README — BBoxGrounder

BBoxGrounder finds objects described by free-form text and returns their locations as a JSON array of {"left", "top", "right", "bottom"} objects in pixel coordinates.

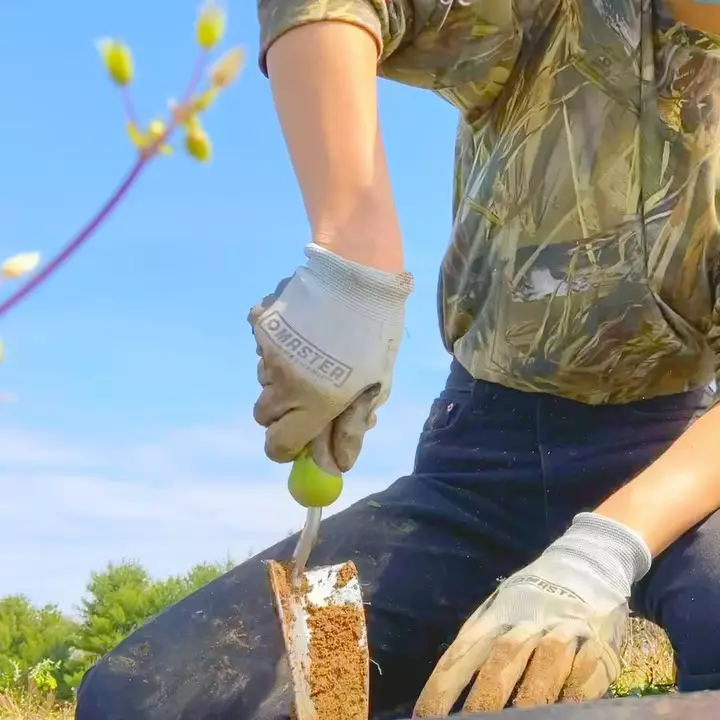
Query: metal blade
[{"left": 292, "top": 507, "right": 322, "bottom": 582}]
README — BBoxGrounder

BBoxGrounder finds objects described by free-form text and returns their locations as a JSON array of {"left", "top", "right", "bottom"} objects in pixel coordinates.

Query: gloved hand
[
  {"left": 248, "top": 242, "right": 413, "bottom": 471},
  {"left": 414, "top": 513, "right": 652, "bottom": 716}
]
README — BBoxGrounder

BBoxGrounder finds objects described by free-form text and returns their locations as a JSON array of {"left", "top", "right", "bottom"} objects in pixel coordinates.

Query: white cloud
[
  {"left": 0, "top": 426, "right": 98, "bottom": 468},
  {"left": 125, "top": 418, "right": 265, "bottom": 477},
  {"left": 0, "top": 398, "right": 426, "bottom": 614},
  {"left": 2, "top": 469, "right": 392, "bottom": 614}
]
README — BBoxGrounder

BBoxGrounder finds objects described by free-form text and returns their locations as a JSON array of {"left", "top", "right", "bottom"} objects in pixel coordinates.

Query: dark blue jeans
[{"left": 76, "top": 362, "right": 720, "bottom": 720}]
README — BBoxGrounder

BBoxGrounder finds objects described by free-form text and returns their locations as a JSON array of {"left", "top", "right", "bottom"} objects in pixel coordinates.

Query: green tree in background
[
  {"left": 73, "top": 559, "right": 234, "bottom": 661},
  {"left": 0, "top": 557, "right": 236, "bottom": 701},
  {"left": 73, "top": 561, "right": 157, "bottom": 659},
  {"left": 0, "top": 595, "right": 78, "bottom": 699}
]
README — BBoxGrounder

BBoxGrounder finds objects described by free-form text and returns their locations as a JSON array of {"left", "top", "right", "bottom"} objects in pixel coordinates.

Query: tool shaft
[{"left": 292, "top": 507, "right": 322, "bottom": 582}]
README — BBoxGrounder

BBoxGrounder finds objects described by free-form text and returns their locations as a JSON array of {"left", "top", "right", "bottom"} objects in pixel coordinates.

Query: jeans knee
[
  {"left": 75, "top": 661, "right": 121, "bottom": 720},
  {"left": 654, "top": 553, "right": 720, "bottom": 687},
  {"left": 660, "top": 586, "right": 720, "bottom": 692},
  {"left": 76, "top": 653, "right": 159, "bottom": 720},
  {"left": 636, "top": 513, "right": 720, "bottom": 691}
]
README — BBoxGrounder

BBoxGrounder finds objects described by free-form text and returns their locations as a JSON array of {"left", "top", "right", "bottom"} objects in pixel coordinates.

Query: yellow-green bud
[
  {"left": 209, "top": 47, "right": 244, "bottom": 89},
  {"left": 125, "top": 121, "right": 173, "bottom": 157},
  {"left": 196, "top": 2, "right": 226, "bottom": 50},
  {"left": 126, "top": 121, "right": 146, "bottom": 149},
  {"left": 185, "top": 130, "right": 212, "bottom": 162},
  {"left": 2, "top": 252, "right": 41, "bottom": 279},
  {"left": 184, "top": 112, "right": 203, "bottom": 134},
  {"left": 97, "top": 39, "right": 134, "bottom": 86},
  {"left": 148, "top": 119, "right": 166, "bottom": 137},
  {"left": 147, "top": 120, "right": 173, "bottom": 155},
  {"left": 192, "top": 87, "right": 219, "bottom": 113}
]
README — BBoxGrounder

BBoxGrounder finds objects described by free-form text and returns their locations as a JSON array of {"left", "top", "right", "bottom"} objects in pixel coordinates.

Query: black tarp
[{"left": 409, "top": 690, "right": 720, "bottom": 719}]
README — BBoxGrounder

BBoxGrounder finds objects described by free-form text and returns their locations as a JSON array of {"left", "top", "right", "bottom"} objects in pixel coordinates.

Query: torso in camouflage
[{"left": 259, "top": 0, "right": 720, "bottom": 403}]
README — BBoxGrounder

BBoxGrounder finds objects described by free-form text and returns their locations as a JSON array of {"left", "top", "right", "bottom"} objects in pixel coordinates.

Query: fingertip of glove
[
  {"left": 247, "top": 279, "right": 290, "bottom": 328},
  {"left": 247, "top": 301, "right": 264, "bottom": 328},
  {"left": 265, "top": 436, "right": 300, "bottom": 465},
  {"left": 333, "top": 451, "right": 358, "bottom": 474}
]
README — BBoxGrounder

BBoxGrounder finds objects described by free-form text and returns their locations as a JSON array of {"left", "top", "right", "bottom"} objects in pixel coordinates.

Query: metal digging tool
[{"left": 266, "top": 431, "right": 369, "bottom": 720}]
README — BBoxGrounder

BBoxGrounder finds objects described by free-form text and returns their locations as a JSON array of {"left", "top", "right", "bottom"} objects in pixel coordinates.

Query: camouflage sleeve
[{"left": 257, "top": 0, "right": 407, "bottom": 75}]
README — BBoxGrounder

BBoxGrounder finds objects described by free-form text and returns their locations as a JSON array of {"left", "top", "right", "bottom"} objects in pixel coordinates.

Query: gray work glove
[
  {"left": 414, "top": 513, "right": 652, "bottom": 716},
  {"left": 248, "top": 243, "right": 413, "bottom": 471}
]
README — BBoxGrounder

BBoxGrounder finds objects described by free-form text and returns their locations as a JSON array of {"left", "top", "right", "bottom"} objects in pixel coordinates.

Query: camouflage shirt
[{"left": 257, "top": 0, "right": 720, "bottom": 404}]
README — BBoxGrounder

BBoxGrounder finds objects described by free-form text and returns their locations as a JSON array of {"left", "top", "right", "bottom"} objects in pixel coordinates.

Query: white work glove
[
  {"left": 415, "top": 513, "right": 652, "bottom": 716},
  {"left": 248, "top": 243, "right": 414, "bottom": 471}
]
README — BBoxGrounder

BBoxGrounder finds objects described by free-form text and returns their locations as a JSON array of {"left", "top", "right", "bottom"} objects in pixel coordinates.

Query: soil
[
  {"left": 307, "top": 600, "right": 367, "bottom": 720},
  {"left": 267, "top": 561, "right": 310, "bottom": 616},
  {"left": 267, "top": 560, "right": 293, "bottom": 627},
  {"left": 267, "top": 560, "right": 368, "bottom": 720},
  {"left": 335, "top": 563, "right": 356, "bottom": 590}
]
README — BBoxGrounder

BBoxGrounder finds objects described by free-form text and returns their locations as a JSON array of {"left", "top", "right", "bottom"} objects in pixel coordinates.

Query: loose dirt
[
  {"left": 334, "top": 562, "right": 356, "bottom": 590},
  {"left": 307, "top": 601, "right": 367, "bottom": 720},
  {"left": 267, "top": 560, "right": 368, "bottom": 720}
]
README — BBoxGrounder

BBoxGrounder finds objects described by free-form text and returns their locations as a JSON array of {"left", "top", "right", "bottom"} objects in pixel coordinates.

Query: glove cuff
[
  {"left": 303, "top": 243, "right": 414, "bottom": 321},
  {"left": 545, "top": 512, "right": 652, "bottom": 599}
]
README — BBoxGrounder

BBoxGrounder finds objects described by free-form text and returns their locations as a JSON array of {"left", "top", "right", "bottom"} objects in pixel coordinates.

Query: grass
[
  {"left": 614, "top": 617, "right": 676, "bottom": 697},
  {"left": 0, "top": 692, "right": 74, "bottom": 720},
  {"left": 0, "top": 619, "right": 675, "bottom": 718}
]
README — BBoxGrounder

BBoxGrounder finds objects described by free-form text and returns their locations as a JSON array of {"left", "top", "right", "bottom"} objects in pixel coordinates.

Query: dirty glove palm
[
  {"left": 415, "top": 513, "right": 652, "bottom": 716},
  {"left": 248, "top": 243, "right": 413, "bottom": 471}
]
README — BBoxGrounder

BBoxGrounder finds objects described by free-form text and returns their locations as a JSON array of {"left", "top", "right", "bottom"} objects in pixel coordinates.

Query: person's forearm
[
  {"left": 266, "top": 22, "right": 404, "bottom": 273},
  {"left": 667, "top": 0, "right": 720, "bottom": 35},
  {"left": 595, "top": 402, "right": 720, "bottom": 556}
]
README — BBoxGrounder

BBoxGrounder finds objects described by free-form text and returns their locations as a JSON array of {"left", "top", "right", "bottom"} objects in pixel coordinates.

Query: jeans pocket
[
  {"left": 421, "top": 394, "right": 468, "bottom": 436},
  {"left": 413, "top": 394, "right": 470, "bottom": 475}
]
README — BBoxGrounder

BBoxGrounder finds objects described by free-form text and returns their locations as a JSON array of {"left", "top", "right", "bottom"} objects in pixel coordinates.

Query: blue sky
[{"left": 0, "top": 1, "right": 458, "bottom": 613}]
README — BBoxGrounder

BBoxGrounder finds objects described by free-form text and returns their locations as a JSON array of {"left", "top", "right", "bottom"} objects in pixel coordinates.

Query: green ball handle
[{"left": 288, "top": 445, "right": 344, "bottom": 508}]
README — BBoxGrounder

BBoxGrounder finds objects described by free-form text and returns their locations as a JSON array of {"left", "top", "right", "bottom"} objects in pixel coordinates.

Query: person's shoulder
[{"left": 380, "top": 0, "right": 518, "bottom": 90}]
